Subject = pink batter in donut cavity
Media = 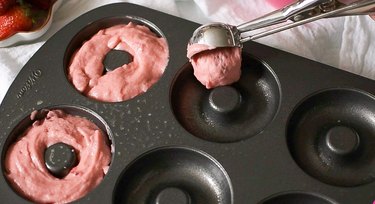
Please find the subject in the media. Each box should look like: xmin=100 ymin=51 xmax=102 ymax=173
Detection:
xmin=68 ymin=22 xmax=169 ymax=102
xmin=187 ymin=44 xmax=242 ymax=89
xmin=4 ymin=110 xmax=111 ymax=203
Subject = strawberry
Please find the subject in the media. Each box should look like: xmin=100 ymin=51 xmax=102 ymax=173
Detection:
xmin=0 ymin=5 xmax=32 ymax=40
xmin=0 ymin=0 xmax=16 ymax=15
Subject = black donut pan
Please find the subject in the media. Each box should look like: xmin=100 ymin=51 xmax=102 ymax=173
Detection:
xmin=1 ymin=3 xmax=375 ymax=204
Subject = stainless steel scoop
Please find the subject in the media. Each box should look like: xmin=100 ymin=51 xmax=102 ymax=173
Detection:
xmin=189 ymin=0 xmax=375 ymax=50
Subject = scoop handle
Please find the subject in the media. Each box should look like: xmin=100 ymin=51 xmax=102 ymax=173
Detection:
xmin=330 ymin=0 xmax=375 ymax=16
xmin=240 ymin=0 xmax=375 ymax=42
xmin=237 ymin=0 xmax=327 ymax=32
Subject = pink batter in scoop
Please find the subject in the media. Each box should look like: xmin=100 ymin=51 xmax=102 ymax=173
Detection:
xmin=4 ymin=110 xmax=111 ymax=203
xmin=68 ymin=22 xmax=169 ymax=102
xmin=187 ymin=44 xmax=242 ymax=89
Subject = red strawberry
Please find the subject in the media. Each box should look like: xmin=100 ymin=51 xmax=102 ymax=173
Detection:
xmin=25 ymin=0 xmax=53 ymax=10
xmin=0 ymin=0 xmax=16 ymax=15
xmin=0 ymin=5 xmax=33 ymax=40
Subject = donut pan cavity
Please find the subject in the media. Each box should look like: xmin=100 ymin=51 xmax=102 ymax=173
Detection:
xmin=0 ymin=3 xmax=375 ymax=204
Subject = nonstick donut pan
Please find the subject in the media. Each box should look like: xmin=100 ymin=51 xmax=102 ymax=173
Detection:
xmin=1 ymin=3 xmax=375 ymax=204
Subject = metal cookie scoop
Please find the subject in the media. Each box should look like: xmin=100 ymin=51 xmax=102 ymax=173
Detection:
xmin=189 ymin=0 xmax=375 ymax=50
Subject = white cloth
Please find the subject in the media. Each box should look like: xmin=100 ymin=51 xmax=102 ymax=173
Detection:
xmin=1 ymin=0 xmax=374 ymax=104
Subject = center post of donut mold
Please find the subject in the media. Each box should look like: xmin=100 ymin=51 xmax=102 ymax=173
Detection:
xmin=102 ymin=49 xmax=133 ymax=73
xmin=44 ymin=142 xmax=78 ymax=178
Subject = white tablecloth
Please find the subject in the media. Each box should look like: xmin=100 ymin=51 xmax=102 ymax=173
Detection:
xmin=1 ymin=0 xmax=374 ymax=104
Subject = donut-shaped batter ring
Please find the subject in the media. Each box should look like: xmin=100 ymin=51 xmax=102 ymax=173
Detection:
xmin=68 ymin=23 xmax=169 ymax=102
xmin=5 ymin=110 xmax=111 ymax=203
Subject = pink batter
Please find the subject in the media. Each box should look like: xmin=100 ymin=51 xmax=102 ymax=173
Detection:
xmin=187 ymin=44 xmax=242 ymax=89
xmin=5 ymin=110 xmax=111 ymax=203
xmin=68 ymin=22 xmax=169 ymax=102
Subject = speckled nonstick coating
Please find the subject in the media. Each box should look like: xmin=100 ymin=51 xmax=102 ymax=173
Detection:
xmin=1 ymin=3 xmax=375 ymax=204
